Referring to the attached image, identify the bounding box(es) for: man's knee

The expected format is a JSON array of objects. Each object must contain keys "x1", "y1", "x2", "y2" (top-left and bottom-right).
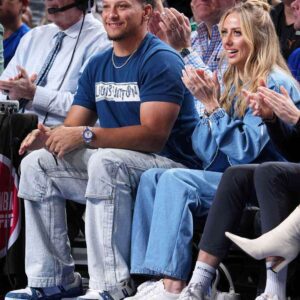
[
  {"x1": 20, "y1": 149, "x2": 54, "y2": 175},
  {"x1": 87, "y1": 149, "x2": 133, "y2": 176},
  {"x1": 86, "y1": 149, "x2": 137, "y2": 200},
  {"x1": 19, "y1": 149, "x2": 55, "y2": 201}
]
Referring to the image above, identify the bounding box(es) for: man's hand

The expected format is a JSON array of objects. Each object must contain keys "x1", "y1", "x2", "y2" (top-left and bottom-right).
[
  {"x1": 257, "y1": 85, "x2": 300, "y2": 125},
  {"x1": 159, "y1": 8, "x2": 191, "y2": 51},
  {"x1": 19, "y1": 124, "x2": 51, "y2": 155},
  {"x1": 153, "y1": 0, "x2": 164, "y2": 12},
  {"x1": 45, "y1": 126, "x2": 85, "y2": 158},
  {"x1": 243, "y1": 89, "x2": 272, "y2": 120},
  {"x1": 244, "y1": 79, "x2": 273, "y2": 120},
  {"x1": 148, "y1": 11, "x2": 169, "y2": 43},
  {"x1": 0, "y1": 66, "x2": 37, "y2": 100}
]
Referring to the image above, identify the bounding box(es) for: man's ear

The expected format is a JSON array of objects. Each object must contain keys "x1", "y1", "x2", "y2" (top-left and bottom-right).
[{"x1": 143, "y1": 3, "x2": 153, "y2": 21}]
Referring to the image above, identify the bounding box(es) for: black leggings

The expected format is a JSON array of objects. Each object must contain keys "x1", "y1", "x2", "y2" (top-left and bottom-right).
[{"x1": 199, "y1": 162, "x2": 300, "y2": 260}]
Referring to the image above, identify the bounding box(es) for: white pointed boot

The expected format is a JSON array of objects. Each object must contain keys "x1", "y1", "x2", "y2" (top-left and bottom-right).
[{"x1": 225, "y1": 205, "x2": 300, "y2": 272}]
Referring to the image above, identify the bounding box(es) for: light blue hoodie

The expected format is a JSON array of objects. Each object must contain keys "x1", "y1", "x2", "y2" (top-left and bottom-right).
[{"x1": 192, "y1": 67, "x2": 300, "y2": 171}]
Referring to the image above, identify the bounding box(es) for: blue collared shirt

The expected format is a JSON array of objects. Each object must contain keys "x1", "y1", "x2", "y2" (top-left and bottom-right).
[
  {"x1": 183, "y1": 22, "x2": 227, "y2": 115},
  {"x1": 186, "y1": 22, "x2": 223, "y2": 71}
]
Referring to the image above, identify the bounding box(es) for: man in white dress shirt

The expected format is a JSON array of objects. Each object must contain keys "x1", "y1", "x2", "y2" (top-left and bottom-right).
[{"x1": 0, "y1": 0, "x2": 110, "y2": 126}]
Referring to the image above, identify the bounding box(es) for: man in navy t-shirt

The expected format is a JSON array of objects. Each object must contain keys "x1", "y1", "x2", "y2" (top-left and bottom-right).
[
  {"x1": 9, "y1": 0, "x2": 202, "y2": 299},
  {"x1": 0, "y1": 0, "x2": 30, "y2": 67}
]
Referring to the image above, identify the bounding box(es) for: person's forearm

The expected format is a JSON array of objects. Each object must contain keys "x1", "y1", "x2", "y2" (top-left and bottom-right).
[
  {"x1": 89, "y1": 125, "x2": 169, "y2": 153},
  {"x1": 33, "y1": 87, "x2": 74, "y2": 118}
]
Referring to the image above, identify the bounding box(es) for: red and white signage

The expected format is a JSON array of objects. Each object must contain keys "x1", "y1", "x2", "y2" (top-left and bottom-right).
[{"x1": 0, "y1": 154, "x2": 20, "y2": 258}]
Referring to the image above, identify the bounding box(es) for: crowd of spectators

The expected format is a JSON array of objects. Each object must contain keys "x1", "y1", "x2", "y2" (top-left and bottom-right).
[{"x1": 0, "y1": 0, "x2": 299, "y2": 300}]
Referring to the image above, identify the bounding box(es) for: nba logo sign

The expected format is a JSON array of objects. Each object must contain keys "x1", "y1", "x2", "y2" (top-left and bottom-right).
[{"x1": 0, "y1": 154, "x2": 20, "y2": 258}]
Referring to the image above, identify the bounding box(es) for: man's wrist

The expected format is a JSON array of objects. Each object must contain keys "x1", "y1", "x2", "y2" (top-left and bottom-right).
[
  {"x1": 179, "y1": 47, "x2": 192, "y2": 58},
  {"x1": 294, "y1": 116, "x2": 300, "y2": 130},
  {"x1": 292, "y1": 111, "x2": 300, "y2": 125},
  {"x1": 50, "y1": 125, "x2": 61, "y2": 130},
  {"x1": 27, "y1": 84, "x2": 36, "y2": 100},
  {"x1": 74, "y1": 126, "x2": 87, "y2": 148},
  {"x1": 263, "y1": 113, "x2": 277, "y2": 123}
]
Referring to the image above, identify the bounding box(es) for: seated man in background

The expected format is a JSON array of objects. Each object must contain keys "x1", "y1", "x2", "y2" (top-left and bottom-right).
[
  {"x1": 29, "y1": 0, "x2": 44, "y2": 26},
  {"x1": 148, "y1": 0, "x2": 237, "y2": 114},
  {"x1": 0, "y1": 0, "x2": 30, "y2": 67},
  {"x1": 0, "y1": 0, "x2": 110, "y2": 126},
  {"x1": 288, "y1": 0, "x2": 300, "y2": 81},
  {"x1": 271, "y1": 0, "x2": 300, "y2": 62}
]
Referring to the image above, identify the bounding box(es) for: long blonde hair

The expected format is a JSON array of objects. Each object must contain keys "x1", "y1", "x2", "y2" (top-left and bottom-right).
[{"x1": 219, "y1": 0, "x2": 291, "y2": 117}]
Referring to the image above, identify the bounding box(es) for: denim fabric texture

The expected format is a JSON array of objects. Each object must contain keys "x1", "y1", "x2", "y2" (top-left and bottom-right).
[
  {"x1": 18, "y1": 148, "x2": 183, "y2": 290},
  {"x1": 192, "y1": 68, "x2": 300, "y2": 171},
  {"x1": 131, "y1": 168, "x2": 222, "y2": 280}
]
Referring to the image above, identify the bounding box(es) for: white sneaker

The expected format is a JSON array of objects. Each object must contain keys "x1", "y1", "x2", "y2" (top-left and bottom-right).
[
  {"x1": 255, "y1": 293, "x2": 279, "y2": 300},
  {"x1": 178, "y1": 283, "x2": 205, "y2": 300},
  {"x1": 124, "y1": 281, "x2": 157, "y2": 299},
  {"x1": 124, "y1": 280, "x2": 179, "y2": 300},
  {"x1": 78, "y1": 280, "x2": 135, "y2": 300}
]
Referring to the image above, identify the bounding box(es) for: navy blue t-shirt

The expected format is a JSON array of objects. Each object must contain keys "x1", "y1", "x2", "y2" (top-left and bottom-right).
[
  {"x1": 73, "y1": 33, "x2": 202, "y2": 169},
  {"x1": 4, "y1": 24, "x2": 30, "y2": 67}
]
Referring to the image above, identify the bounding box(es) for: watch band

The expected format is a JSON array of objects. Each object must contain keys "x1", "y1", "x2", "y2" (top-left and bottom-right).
[{"x1": 180, "y1": 47, "x2": 192, "y2": 58}]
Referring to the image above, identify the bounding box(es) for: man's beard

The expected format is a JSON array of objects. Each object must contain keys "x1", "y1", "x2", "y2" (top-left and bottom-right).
[{"x1": 107, "y1": 31, "x2": 129, "y2": 41}]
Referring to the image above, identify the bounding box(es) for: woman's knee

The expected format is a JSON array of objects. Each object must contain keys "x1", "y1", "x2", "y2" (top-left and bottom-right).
[
  {"x1": 254, "y1": 162, "x2": 284, "y2": 187},
  {"x1": 222, "y1": 165, "x2": 256, "y2": 187},
  {"x1": 139, "y1": 168, "x2": 167, "y2": 187},
  {"x1": 134, "y1": 169, "x2": 167, "y2": 208}
]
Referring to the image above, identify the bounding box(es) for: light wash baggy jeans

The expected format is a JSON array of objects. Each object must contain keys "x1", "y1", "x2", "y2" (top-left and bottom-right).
[
  {"x1": 130, "y1": 168, "x2": 223, "y2": 280},
  {"x1": 18, "y1": 147, "x2": 184, "y2": 291}
]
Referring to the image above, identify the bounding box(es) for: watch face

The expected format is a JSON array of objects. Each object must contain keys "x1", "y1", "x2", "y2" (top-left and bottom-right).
[
  {"x1": 84, "y1": 130, "x2": 93, "y2": 139},
  {"x1": 180, "y1": 48, "x2": 191, "y2": 58},
  {"x1": 83, "y1": 127, "x2": 94, "y2": 143}
]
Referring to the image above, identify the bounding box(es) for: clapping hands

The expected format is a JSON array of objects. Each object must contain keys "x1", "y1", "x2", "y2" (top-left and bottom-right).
[
  {"x1": 245, "y1": 79, "x2": 300, "y2": 125},
  {"x1": 182, "y1": 66, "x2": 220, "y2": 113},
  {"x1": 0, "y1": 66, "x2": 37, "y2": 100},
  {"x1": 148, "y1": 8, "x2": 191, "y2": 51}
]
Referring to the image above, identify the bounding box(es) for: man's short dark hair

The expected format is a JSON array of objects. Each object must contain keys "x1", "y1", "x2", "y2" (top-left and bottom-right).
[{"x1": 140, "y1": 0, "x2": 155, "y2": 8}]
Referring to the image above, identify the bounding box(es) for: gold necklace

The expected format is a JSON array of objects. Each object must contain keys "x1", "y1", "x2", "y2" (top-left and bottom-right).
[{"x1": 111, "y1": 49, "x2": 138, "y2": 69}]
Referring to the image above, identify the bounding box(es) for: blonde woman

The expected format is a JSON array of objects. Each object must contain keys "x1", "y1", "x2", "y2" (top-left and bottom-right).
[{"x1": 126, "y1": 1, "x2": 300, "y2": 300}]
